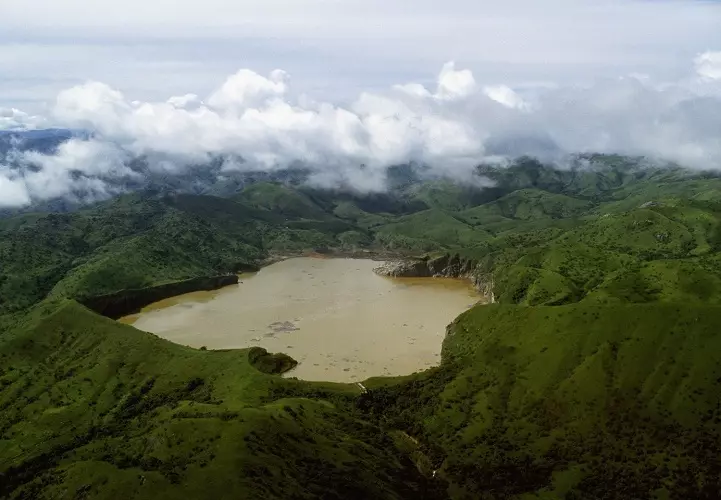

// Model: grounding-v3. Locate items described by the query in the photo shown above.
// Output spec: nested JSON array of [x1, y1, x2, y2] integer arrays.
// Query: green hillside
[[0, 301, 433, 500], [375, 209, 491, 251], [0, 192, 345, 313], [3, 157, 721, 498], [360, 303, 721, 498], [232, 182, 332, 221], [459, 189, 593, 223]]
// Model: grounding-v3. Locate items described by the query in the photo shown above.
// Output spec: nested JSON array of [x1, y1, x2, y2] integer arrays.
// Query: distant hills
[[0, 128, 81, 154], [2, 152, 721, 498], [0, 128, 78, 139], [3, 128, 717, 216]]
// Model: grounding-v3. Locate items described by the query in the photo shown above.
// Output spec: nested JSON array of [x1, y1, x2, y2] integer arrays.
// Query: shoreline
[[372, 255, 495, 302], [265, 251, 494, 301], [84, 250, 406, 320], [122, 257, 481, 383], [260, 248, 411, 266], [84, 251, 492, 322], [81, 274, 239, 319], [87, 252, 490, 384]]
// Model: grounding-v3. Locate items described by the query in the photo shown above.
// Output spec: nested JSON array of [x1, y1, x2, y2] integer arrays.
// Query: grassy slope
[[466, 200, 721, 306], [232, 182, 332, 221], [361, 303, 721, 498], [4, 159, 721, 498], [0, 195, 261, 312], [0, 301, 433, 500], [375, 210, 491, 251], [0, 192, 361, 314], [459, 189, 593, 223]]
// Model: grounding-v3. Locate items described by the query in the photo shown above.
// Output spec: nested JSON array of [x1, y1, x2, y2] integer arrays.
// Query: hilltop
[[2, 155, 721, 498]]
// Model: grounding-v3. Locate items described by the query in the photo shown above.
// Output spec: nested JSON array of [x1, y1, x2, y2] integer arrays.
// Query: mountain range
[[2, 150, 721, 498]]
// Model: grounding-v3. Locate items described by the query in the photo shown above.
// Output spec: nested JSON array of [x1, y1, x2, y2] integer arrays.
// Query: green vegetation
[[0, 302, 431, 499], [247, 347, 298, 375], [360, 303, 721, 498], [3, 155, 721, 498]]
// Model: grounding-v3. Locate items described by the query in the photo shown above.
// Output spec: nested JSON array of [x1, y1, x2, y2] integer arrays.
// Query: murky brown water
[[120, 257, 479, 382]]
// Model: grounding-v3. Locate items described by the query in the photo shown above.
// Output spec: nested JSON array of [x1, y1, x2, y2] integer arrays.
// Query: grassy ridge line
[[444, 303, 721, 427]]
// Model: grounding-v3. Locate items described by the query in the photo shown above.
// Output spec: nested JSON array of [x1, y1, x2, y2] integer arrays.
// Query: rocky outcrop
[[82, 274, 239, 319], [374, 254, 495, 301], [372, 259, 434, 278], [374, 254, 475, 279]]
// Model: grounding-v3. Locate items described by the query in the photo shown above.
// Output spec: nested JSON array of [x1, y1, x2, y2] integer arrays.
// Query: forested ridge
[[3, 155, 721, 498]]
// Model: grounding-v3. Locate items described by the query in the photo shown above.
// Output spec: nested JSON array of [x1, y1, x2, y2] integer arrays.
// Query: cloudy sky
[[2, 0, 720, 110], [1, 0, 721, 206]]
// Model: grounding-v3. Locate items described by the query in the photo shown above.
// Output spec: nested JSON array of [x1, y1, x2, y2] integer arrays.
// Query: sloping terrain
[[3, 157, 721, 498], [360, 303, 721, 498], [0, 302, 434, 499]]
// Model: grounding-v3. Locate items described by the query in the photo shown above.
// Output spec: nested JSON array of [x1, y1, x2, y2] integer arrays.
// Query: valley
[[2, 156, 721, 498]]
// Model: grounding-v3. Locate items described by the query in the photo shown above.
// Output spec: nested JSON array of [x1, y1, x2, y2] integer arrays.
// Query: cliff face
[[81, 274, 239, 319], [374, 254, 495, 301]]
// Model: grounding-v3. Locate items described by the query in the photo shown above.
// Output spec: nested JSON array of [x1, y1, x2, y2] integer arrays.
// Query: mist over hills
[[2, 51, 721, 213], [0, 126, 713, 218], [3, 156, 721, 497]]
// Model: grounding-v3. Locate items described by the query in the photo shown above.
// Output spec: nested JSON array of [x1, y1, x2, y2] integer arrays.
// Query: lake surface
[[121, 257, 479, 382]]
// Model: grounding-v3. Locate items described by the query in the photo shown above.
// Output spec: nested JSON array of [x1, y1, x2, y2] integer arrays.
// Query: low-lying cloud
[[0, 107, 46, 130], [695, 51, 721, 81], [2, 51, 721, 208]]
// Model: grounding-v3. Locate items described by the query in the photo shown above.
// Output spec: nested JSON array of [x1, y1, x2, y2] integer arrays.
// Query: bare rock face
[[374, 254, 495, 301], [373, 259, 432, 277], [374, 254, 474, 279]]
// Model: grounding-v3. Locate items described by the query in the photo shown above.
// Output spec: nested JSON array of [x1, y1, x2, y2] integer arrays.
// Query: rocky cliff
[[81, 274, 239, 319], [374, 254, 495, 300]]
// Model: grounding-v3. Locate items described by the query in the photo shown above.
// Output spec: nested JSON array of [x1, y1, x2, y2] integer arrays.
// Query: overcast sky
[[2, 0, 721, 111]]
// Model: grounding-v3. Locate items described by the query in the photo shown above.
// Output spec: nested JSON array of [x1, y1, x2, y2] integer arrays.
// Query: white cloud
[[2, 0, 720, 110], [48, 55, 721, 174], [206, 69, 289, 111], [48, 65, 490, 184], [483, 85, 529, 110], [0, 139, 136, 208], [696, 51, 721, 81], [22, 139, 133, 181], [2, 49, 721, 208], [393, 84, 431, 99], [436, 62, 477, 100], [0, 107, 46, 130], [0, 175, 30, 207], [167, 94, 201, 109], [54, 82, 130, 135]]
